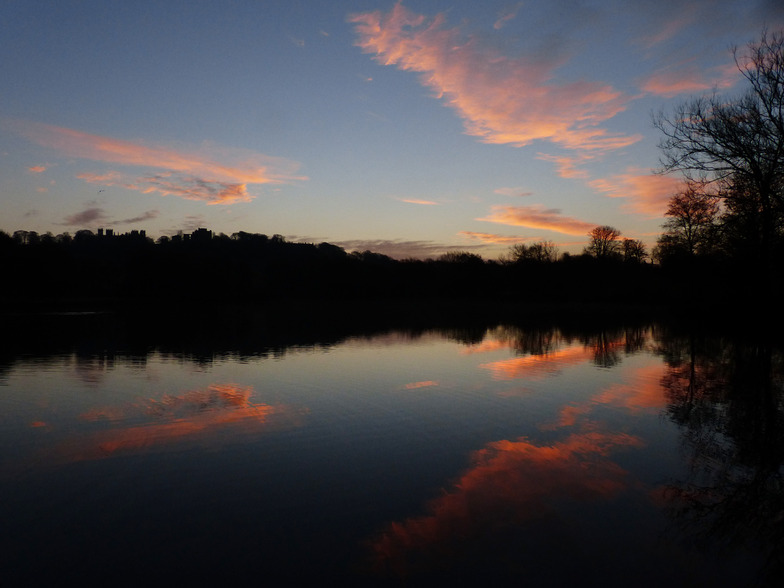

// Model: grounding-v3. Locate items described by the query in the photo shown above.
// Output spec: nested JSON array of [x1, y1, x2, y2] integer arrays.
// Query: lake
[[2, 311, 781, 586]]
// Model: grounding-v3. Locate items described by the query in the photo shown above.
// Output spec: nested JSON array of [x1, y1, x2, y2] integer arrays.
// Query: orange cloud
[[369, 430, 642, 577], [477, 204, 596, 235], [7, 119, 306, 204], [350, 4, 640, 152], [28, 165, 46, 173], [458, 231, 532, 245], [589, 169, 683, 216]]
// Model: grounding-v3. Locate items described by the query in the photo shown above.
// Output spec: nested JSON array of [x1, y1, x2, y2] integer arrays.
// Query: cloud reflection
[[369, 430, 642, 578], [49, 383, 306, 462]]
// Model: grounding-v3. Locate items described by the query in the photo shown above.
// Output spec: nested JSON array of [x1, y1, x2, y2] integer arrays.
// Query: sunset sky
[[2, 0, 782, 258]]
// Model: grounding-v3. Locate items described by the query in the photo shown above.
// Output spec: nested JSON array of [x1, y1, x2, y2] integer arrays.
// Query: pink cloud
[[589, 169, 683, 216], [349, 4, 640, 152], [536, 153, 592, 179], [28, 165, 46, 173], [8, 119, 306, 205], [640, 62, 738, 97], [477, 205, 596, 236]]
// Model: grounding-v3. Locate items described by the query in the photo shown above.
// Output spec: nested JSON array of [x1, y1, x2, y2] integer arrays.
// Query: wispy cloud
[[640, 61, 738, 97], [458, 231, 532, 245], [493, 1, 524, 30], [332, 238, 483, 260], [7, 119, 306, 205], [63, 207, 110, 226], [493, 187, 532, 198], [61, 207, 160, 227], [589, 169, 683, 215], [536, 153, 592, 180], [399, 198, 439, 205], [350, 4, 640, 151], [477, 205, 596, 236], [28, 165, 46, 173], [113, 210, 159, 225]]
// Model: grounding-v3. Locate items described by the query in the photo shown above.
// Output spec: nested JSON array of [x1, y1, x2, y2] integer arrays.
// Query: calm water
[[2, 316, 782, 586]]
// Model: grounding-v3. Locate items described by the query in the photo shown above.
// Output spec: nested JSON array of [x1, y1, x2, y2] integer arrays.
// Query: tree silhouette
[[655, 182, 721, 261], [584, 226, 622, 259], [654, 30, 784, 272]]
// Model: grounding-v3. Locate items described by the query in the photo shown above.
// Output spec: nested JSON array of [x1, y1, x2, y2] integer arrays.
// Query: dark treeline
[[0, 225, 776, 319], [0, 227, 665, 309]]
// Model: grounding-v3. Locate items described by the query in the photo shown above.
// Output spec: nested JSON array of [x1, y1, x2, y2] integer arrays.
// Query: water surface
[[2, 318, 781, 585]]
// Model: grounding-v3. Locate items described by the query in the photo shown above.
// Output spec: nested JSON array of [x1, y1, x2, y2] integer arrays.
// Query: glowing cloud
[[7, 119, 306, 204], [28, 165, 46, 173], [350, 4, 640, 151], [589, 169, 683, 216], [477, 204, 596, 235], [640, 62, 738, 97]]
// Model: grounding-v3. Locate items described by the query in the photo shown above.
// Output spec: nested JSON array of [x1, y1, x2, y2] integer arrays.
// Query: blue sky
[[2, 0, 782, 258]]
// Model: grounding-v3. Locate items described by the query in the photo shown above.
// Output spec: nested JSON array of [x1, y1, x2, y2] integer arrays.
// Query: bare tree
[[504, 240, 559, 263], [585, 226, 622, 259], [654, 30, 784, 265], [660, 182, 721, 257], [622, 238, 648, 263]]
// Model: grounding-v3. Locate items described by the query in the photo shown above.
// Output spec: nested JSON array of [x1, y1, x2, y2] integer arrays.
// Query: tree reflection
[[657, 330, 784, 584]]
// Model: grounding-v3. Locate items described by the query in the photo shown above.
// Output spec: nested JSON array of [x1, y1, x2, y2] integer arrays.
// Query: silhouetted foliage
[[503, 240, 559, 264], [655, 30, 784, 279], [584, 226, 622, 260]]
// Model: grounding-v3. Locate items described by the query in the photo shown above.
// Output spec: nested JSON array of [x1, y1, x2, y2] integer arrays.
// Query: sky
[[2, 0, 783, 259]]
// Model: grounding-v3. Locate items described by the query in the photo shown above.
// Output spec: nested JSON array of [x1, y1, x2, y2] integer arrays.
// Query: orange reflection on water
[[403, 380, 439, 390], [461, 338, 513, 355], [370, 430, 642, 577], [480, 343, 593, 380], [592, 363, 668, 412], [52, 383, 306, 462]]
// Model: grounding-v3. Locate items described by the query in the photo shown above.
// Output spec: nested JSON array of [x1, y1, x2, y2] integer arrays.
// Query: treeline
[[1, 227, 667, 309]]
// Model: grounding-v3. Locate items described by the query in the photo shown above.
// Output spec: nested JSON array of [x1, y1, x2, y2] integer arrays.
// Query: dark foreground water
[[2, 313, 782, 586]]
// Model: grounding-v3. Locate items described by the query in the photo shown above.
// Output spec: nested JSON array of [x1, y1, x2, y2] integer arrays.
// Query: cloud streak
[[589, 169, 683, 216], [477, 205, 596, 235], [458, 231, 532, 245], [63, 207, 110, 226], [7, 119, 306, 204], [62, 207, 160, 227], [350, 4, 641, 151], [332, 238, 484, 260]]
